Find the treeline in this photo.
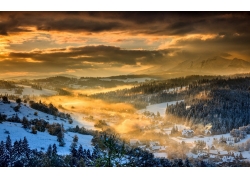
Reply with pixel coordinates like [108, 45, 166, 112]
[56, 88, 72, 96]
[31, 84, 42, 90]
[166, 77, 250, 134]
[29, 101, 71, 120]
[90, 75, 220, 109]
[0, 134, 216, 167]
[30, 101, 59, 116]
[77, 78, 133, 88]
[67, 125, 96, 136]
[0, 80, 16, 89]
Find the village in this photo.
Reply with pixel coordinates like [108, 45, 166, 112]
[126, 110, 250, 165]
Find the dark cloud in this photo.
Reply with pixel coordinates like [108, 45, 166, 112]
[36, 18, 123, 32]
[0, 12, 250, 36]
[171, 33, 250, 56]
[9, 45, 170, 65]
[166, 21, 195, 35]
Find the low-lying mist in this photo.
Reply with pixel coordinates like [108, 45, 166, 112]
[35, 87, 210, 159]
[69, 85, 134, 96]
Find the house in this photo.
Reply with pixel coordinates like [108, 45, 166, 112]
[204, 129, 212, 136]
[149, 141, 160, 147]
[151, 146, 161, 152]
[153, 152, 167, 159]
[130, 139, 140, 146]
[182, 129, 194, 138]
[138, 145, 146, 150]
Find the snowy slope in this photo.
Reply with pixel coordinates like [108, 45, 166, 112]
[138, 100, 184, 117]
[18, 85, 57, 97]
[0, 122, 93, 155]
[0, 101, 94, 154]
[0, 85, 57, 97]
[0, 100, 93, 130]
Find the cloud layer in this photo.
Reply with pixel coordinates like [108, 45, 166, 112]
[0, 12, 250, 77]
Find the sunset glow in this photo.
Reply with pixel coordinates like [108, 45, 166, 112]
[0, 12, 249, 78]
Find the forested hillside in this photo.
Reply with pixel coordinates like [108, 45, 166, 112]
[90, 75, 219, 109]
[166, 77, 250, 134]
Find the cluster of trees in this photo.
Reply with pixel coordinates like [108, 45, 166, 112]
[0, 113, 7, 123]
[1, 96, 10, 103]
[94, 120, 109, 129]
[230, 125, 250, 139]
[31, 84, 42, 90]
[237, 139, 250, 152]
[29, 101, 71, 120]
[56, 88, 72, 96]
[14, 88, 23, 95]
[0, 136, 30, 167]
[1, 94, 28, 103]
[0, 113, 21, 123]
[166, 77, 250, 134]
[0, 134, 215, 167]
[0, 112, 66, 146]
[170, 126, 180, 136]
[23, 118, 66, 146]
[30, 101, 58, 116]
[0, 80, 16, 89]
[67, 125, 96, 136]
[191, 140, 207, 154]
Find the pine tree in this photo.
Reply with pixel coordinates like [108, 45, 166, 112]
[12, 140, 23, 167]
[70, 142, 77, 157]
[73, 135, 78, 143]
[46, 145, 52, 158]
[52, 144, 57, 156]
[57, 124, 65, 146]
[239, 152, 243, 159]
[0, 141, 7, 166]
[77, 144, 84, 158]
[5, 135, 12, 166]
[51, 144, 59, 167]
[22, 117, 29, 129]
[184, 158, 192, 167]
[5, 135, 12, 152]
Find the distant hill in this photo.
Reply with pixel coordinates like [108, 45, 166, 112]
[131, 56, 250, 78]
[2, 74, 78, 81]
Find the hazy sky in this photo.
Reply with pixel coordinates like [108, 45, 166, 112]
[0, 12, 250, 77]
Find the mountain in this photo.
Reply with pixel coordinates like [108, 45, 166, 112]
[131, 56, 250, 77]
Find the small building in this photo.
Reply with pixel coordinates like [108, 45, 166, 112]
[204, 129, 212, 136]
[182, 129, 194, 138]
[149, 141, 160, 147]
[130, 139, 140, 146]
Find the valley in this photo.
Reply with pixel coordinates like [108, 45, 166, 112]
[1, 73, 250, 166]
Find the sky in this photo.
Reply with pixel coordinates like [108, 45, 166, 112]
[0, 11, 250, 78]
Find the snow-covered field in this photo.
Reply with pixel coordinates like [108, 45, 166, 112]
[0, 101, 94, 154]
[0, 122, 93, 155]
[0, 85, 57, 97]
[139, 100, 184, 117]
